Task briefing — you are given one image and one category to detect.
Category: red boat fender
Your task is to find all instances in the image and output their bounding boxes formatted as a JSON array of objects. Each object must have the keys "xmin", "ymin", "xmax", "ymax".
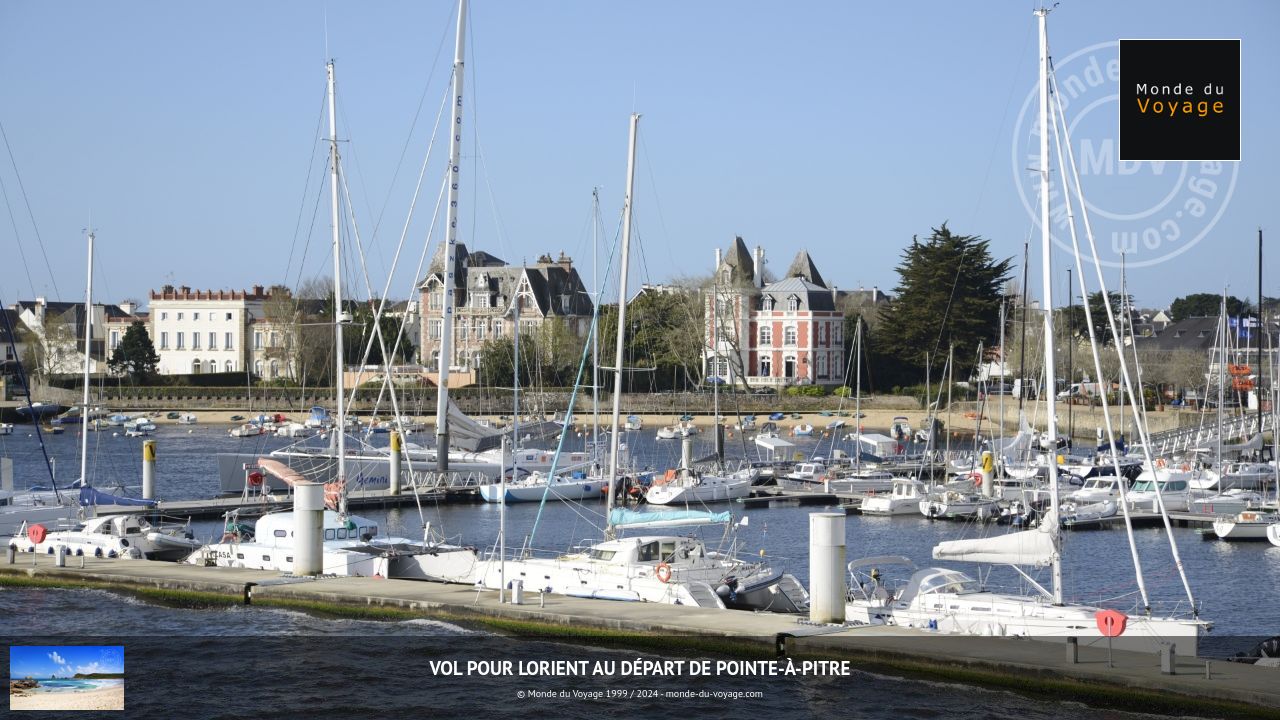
[{"xmin": 1096, "ymin": 609, "xmax": 1128, "ymax": 637}]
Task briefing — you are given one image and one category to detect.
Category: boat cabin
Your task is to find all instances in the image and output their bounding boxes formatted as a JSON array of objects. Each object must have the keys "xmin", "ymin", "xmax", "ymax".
[
  {"xmin": 253, "ymin": 510, "xmax": 380, "ymax": 548},
  {"xmin": 583, "ymin": 535, "xmax": 707, "ymax": 567}
]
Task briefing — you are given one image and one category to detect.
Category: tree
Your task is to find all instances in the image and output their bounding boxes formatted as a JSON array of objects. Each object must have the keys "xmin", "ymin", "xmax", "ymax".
[
  {"xmin": 18, "ymin": 314, "xmax": 77, "ymax": 383},
  {"xmin": 1169, "ymin": 293, "xmax": 1246, "ymax": 321},
  {"xmin": 107, "ymin": 321, "xmax": 160, "ymax": 383},
  {"xmin": 873, "ymin": 224, "xmax": 1013, "ymax": 388},
  {"xmin": 1059, "ymin": 291, "xmax": 1130, "ymax": 346}
]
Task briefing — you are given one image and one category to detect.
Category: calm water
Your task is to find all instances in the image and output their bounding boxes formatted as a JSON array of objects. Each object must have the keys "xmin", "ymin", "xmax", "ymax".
[
  {"xmin": 9, "ymin": 678, "xmax": 123, "ymax": 692},
  {"xmin": 3, "ymin": 422, "xmax": 1278, "ymax": 655},
  {"xmin": 0, "ymin": 587, "xmax": 1219, "ymax": 720}
]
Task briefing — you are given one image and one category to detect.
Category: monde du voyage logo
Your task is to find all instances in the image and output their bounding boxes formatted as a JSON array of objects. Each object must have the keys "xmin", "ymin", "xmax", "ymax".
[{"xmin": 1012, "ymin": 39, "xmax": 1239, "ymax": 268}]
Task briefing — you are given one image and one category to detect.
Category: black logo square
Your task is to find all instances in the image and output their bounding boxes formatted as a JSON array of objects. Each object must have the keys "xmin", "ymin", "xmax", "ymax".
[{"xmin": 1119, "ymin": 39, "xmax": 1240, "ymax": 161}]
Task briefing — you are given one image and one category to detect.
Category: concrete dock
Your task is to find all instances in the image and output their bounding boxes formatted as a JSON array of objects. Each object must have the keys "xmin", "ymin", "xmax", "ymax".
[
  {"xmin": 94, "ymin": 487, "xmax": 450, "ymax": 520},
  {"xmin": 2, "ymin": 553, "xmax": 1276, "ymax": 717}
]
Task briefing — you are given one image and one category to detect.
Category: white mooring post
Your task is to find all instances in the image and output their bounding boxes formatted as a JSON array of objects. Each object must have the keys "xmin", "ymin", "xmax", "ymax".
[
  {"xmin": 292, "ymin": 482, "xmax": 326, "ymax": 576},
  {"xmin": 980, "ymin": 450, "xmax": 994, "ymax": 498},
  {"xmin": 142, "ymin": 440, "xmax": 156, "ymax": 500},
  {"xmin": 808, "ymin": 512, "xmax": 846, "ymax": 624}
]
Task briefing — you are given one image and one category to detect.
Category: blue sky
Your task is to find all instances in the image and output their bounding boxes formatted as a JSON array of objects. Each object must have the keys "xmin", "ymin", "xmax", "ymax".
[
  {"xmin": 0, "ymin": 1, "xmax": 1276, "ymax": 311},
  {"xmin": 10, "ymin": 645, "xmax": 123, "ymax": 678}
]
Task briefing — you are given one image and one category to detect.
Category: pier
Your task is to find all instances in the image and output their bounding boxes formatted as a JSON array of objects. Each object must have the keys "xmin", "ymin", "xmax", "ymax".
[
  {"xmin": 94, "ymin": 487, "xmax": 453, "ymax": 521},
  {"xmin": 2, "ymin": 554, "xmax": 1276, "ymax": 717}
]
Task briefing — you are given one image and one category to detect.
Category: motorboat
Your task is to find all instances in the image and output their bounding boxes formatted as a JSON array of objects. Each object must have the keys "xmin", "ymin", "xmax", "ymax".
[
  {"xmin": 176, "ymin": 413, "xmax": 198, "ymax": 425},
  {"xmin": 1188, "ymin": 489, "xmax": 1263, "ymax": 516},
  {"xmin": 735, "ymin": 416, "xmax": 757, "ymax": 432},
  {"xmin": 11, "ymin": 515, "xmax": 200, "ymax": 561},
  {"xmin": 624, "ymin": 415, "xmax": 643, "ymax": 431},
  {"xmin": 229, "ymin": 423, "xmax": 264, "ymax": 438},
  {"xmin": 1212, "ymin": 510, "xmax": 1279, "ymax": 541},
  {"xmin": 1126, "ymin": 473, "xmax": 1193, "ymax": 512},
  {"xmin": 0, "ymin": 423, "xmax": 12, "ymax": 436},
  {"xmin": 275, "ymin": 422, "xmax": 314, "ymax": 438},
  {"xmin": 1219, "ymin": 462, "xmax": 1273, "ymax": 491},
  {"xmin": 791, "ymin": 424, "xmax": 814, "ymax": 437},
  {"xmin": 1068, "ymin": 476, "xmax": 1126, "ymax": 505},
  {"xmin": 860, "ymin": 479, "xmax": 927, "ymax": 516},
  {"xmin": 645, "ymin": 467, "xmax": 755, "ymax": 505},
  {"xmin": 1059, "ymin": 499, "xmax": 1117, "ymax": 528},
  {"xmin": 656, "ymin": 421, "xmax": 698, "ymax": 440},
  {"xmin": 919, "ymin": 483, "xmax": 1000, "ymax": 520}
]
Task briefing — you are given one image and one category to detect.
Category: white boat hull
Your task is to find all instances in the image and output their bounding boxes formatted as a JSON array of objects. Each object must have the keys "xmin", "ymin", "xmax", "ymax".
[{"xmin": 478, "ymin": 478, "xmax": 602, "ymax": 503}]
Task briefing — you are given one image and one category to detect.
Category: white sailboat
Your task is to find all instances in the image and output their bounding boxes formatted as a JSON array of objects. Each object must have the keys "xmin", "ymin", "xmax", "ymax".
[
  {"xmin": 473, "ymin": 115, "xmax": 805, "ymax": 612},
  {"xmin": 14, "ymin": 515, "xmax": 199, "ymax": 561},
  {"xmin": 847, "ymin": 8, "xmax": 1206, "ymax": 653}
]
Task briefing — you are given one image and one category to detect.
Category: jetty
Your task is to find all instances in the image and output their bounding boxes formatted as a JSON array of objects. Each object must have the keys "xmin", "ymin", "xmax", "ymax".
[{"xmin": 2, "ymin": 553, "xmax": 1276, "ymax": 718}]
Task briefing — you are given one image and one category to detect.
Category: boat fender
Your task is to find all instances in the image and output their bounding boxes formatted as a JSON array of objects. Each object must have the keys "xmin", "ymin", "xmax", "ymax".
[
  {"xmin": 120, "ymin": 539, "xmax": 129, "ymax": 548},
  {"xmin": 75, "ymin": 548, "xmax": 83, "ymax": 556},
  {"xmin": 107, "ymin": 550, "xmax": 118, "ymax": 559},
  {"xmin": 46, "ymin": 546, "xmax": 54, "ymax": 555},
  {"xmin": 94, "ymin": 547, "xmax": 103, "ymax": 558},
  {"xmin": 126, "ymin": 547, "xmax": 142, "ymax": 559},
  {"xmin": 655, "ymin": 563, "xmax": 673, "ymax": 583}
]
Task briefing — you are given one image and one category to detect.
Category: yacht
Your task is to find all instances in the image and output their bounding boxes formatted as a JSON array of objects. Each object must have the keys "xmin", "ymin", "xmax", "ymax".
[
  {"xmin": 1211, "ymin": 510, "xmax": 1279, "ymax": 541},
  {"xmin": 860, "ymin": 479, "xmax": 927, "ymax": 516},
  {"xmin": 11, "ymin": 515, "xmax": 199, "ymax": 561},
  {"xmin": 645, "ymin": 467, "xmax": 755, "ymax": 505}
]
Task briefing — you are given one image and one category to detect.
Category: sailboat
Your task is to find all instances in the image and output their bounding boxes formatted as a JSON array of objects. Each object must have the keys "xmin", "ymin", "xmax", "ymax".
[
  {"xmin": 186, "ymin": 57, "xmax": 477, "ymax": 582},
  {"xmin": 473, "ymin": 115, "xmax": 806, "ymax": 612},
  {"xmin": 846, "ymin": 8, "xmax": 1207, "ymax": 653}
]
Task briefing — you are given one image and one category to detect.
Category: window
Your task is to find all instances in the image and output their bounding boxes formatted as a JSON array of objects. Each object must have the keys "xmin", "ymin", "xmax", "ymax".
[
  {"xmin": 224, "ymin": 332, "xmax": 233, "ymax": 350},
  {"xmin": 225, "ymin": 312, "xmax": 232, "ymax": 321},
  {"xmin": 784, "ymin": 326, "xmax": 797, "ymax": 346},
  {"xmin": 834, "ymin": 323, "xmax": 842, "ymax": 345},
  {"xmin": 176, "ymin": 332, "xmax": 184, "ymax": 350},
  {"xmin": 428, "ymin": 291, "xmax": 443, "ymax": 310},
  {"xmin": 470, "ymin": 291, "xmax": 489, "ymax": 309},
  {"xmin": 270, "ymin": 360, "xmax": 279, "ymax": 378},
  {"xmin": 324, "ymin": 529, "xmax": 336, "ymax": 540},
  {"xmin": 192, "ymin": 358, "xmax": 201, "ymax": 374},
  {"xmin": 178, "ymin": 312, "xmax": 184, "ymax": 321},
  {"xmin": 193, "ymin": 312, "xmax": 200, "ymax": 321},
  {"xmin": 192, "ymin": 333, "xmax": 200, "ymax": 350},
  {"xmin": 254, "ymin": 360, "xmax": 263, "ymax": 376},
  {"xmin": 817, "ymin": 353, "xmax": 827, "ymax": 378},
  {"xmin": 161, "ymin": 312, "xmax": 168, "ymax": 321},
  {"xmin": 337, "ymin": 528, "xmax": 347, "ymax": 540},
  {"xmin": 274, "ymin": 529, "xmax": 287, "ymax": 538},
  {"xmin": 493, "ymin": 321, "xmax": 503, "ymax": 338},
  {"xmin": 760, "ymin": 356, "xmax": 772, "ymax": 376},
  {"xmin": 225, "ymin": 360, "xmax": 234, "ymax": 373},
  {"xmin": 459, "ymin": 323, "xmax": 468, "ymax": 341},
  {"xmin": 209, "ymin": 332, "xmax": 217, "ymax": 350},
  {"xmin": 428, "ymin": 320, "xmax": 441, "ymax": 340},
  {"xmin": 160, "ymin": 332, "xmax": 168, "ymax": 349},
  {"xmin": 761, "ymin": 296, "xmax": 774, "ymax": 312},
  {"xmin": 110, "ymin": 331, "xmax": 119, "ymax": 350},
  {"xmin": 784, "ymin": 356, "xmax": 796, "ymax": 379},
  {"xmin": 786, "ymin": 297, "xmax": 799, "ymax": 312},
  {"xmin": 759, "ymin": 326, "xmax": 772, "ymax": 346},
  {"xmin": 254, "ymin": 332, "xmax": 262, "ymax": 349}
]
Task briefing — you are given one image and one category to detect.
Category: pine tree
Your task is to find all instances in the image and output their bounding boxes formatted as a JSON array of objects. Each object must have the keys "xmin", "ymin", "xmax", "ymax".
[
  {"xmin": 108, "ymin": 321, "xmax": 160, "ymax": 383},
  {"xmin": 873, "ymin": 224, "xmax": 1013, "ymax": 387}
]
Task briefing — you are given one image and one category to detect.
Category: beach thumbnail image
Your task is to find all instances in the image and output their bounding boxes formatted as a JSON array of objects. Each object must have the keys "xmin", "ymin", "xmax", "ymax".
[{"xmin": 9, "ymin": 645, "xmax": 124, "ymax": 711}]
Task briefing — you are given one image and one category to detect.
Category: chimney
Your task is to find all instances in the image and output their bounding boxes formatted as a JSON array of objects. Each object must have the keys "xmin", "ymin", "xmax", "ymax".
[
  {"xmin": 180, "ymin": 285, "xmax": 191, "ymax": 295},
  {"xmin": 119, "ymin": 301, "xmax": 136, "ymax": 315},
  {"xmin": 253, "ymin": 285, "xmax": 265, "ymax": 297},
  {"xmin": 753, "ymin": 246, "xmax": 765, "ymax": 289},
  {"xmin": 872, "ymin": 286, "xmax": 880, "ymax": 304},
  {"xmin": 714, "ymin": 247, "xmax": 722, "ymax": 270},
  {"xmin": 831, "ymin": 284, "xmax": 838, "ymax": 306}
]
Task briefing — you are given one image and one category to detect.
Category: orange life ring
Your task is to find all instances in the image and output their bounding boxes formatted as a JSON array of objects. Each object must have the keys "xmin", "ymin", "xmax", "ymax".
[
  {"xmin": 971, "ymin": 472, "xmax": 983, "ymax": 487},
  {"xmin": 248, "ymin": 471, "xmax": 264, "ymax": 487},
  {"xmin": 1154, "ymin": 458, "xmax": 1167, "ymax": 469},
  {"xmin": 655, "ymin": 563, "xmax": 672, "ymax": 583}
]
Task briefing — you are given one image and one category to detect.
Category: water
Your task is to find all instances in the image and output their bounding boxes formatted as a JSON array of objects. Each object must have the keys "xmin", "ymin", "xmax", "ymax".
[
  {"xmin": 3, "ymin": 423, "xmax": 1278, "ymax": 653},
  {"xmin": 11, "ymin": 678, "xmax": 123, "ymax": 692},
  {"xmin": 0, "ymin": 587, "xmax": 1216, "ymax": 719}
]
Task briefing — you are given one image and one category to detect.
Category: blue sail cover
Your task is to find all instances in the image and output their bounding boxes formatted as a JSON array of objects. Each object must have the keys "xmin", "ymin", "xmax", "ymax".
[
  {"xmin": 608, "ymin": 508, "xmax": 731, "ymax": 530},
  {"xmin": 78, "ymin": 486, "xmax": 157, "ymax": 507}
]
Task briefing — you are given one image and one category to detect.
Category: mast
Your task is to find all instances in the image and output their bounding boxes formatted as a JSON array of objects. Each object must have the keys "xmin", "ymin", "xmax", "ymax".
[
  {"xmin": 1258, "ymin": 228, "xmax": 1264, "ymax": 439},
  {"xmin": 998, "ymin": 300, "xmax": 1006, "ymax": 457},
  {"xmin": 435, "ymin": 0, "xmax": 468, "ymax": 472},
  {"xmin": 605, "ymin": 113, "xmax": 640, "ymax": 540},
  {"xmin": 326, "ymin": 61, "xmax": 348, "ymax": 518},
  {"xmin": 592, "ymin": 189, "xmax": 601, "ymax": 455},
  {"xmin": 1066, "ymin": 268, "xmax": 1073, "ymax": 445},
  {"xmin": 854, "ymin": 318, "xmax": 862, "ymax": 471},
  {"xmin": 78, "ymin": 230, "xmax": 94, "ymax": 487},
  {"xmin": 1035, "ymin": 6, "xmax": 1063, "ymax": 605},
  {"xmin": 1018, "ymin": 240, "xmax": 1030, "ymax": 413},
  {"xmin": 1218, "ymin": 292, "xmax": 1227, "ymax": 466}
]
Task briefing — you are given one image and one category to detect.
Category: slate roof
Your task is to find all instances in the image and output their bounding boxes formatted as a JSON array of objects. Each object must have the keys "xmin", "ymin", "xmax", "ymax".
[
  {"xmin": 784, "ymin": 250, "xmax": 827, "ymax": 289},
  {"xmin": 716, "ymin": 236, "xmax": 756, "ymax": 286},
  {"xmin": 760, "ymin": 276, "xmax": 836, "ymax": 312}
]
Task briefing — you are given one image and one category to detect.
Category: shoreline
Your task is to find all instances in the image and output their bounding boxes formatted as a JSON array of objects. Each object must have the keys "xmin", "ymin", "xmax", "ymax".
[{"xmin": 9, "ymin": 683, "xmax": 124, "ymax": 711}]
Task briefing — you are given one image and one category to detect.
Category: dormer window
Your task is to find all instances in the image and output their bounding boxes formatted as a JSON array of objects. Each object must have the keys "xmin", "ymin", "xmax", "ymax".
[
  {"xmin": 561, "ymin": 293, "xmax": 571, "ymax": 313},
  {"xmin": 787, "ymin": 296, "xmax": 800, "ymax": 312},
  {"xmin": 762, "ymin": 296, "xmax": 774, "ymax": 311}
]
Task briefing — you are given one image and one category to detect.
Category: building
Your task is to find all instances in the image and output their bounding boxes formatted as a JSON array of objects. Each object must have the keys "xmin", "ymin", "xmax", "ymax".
[
  {"xmin": 9, "ymin": 298, "xmax": 134, "ymax": 376},
  {"xmin": 704, "ymin": 238, "xmax": 845, "ymax": 388},
  {"xmin": 148, "ymin": 285, "xmax": 279, "ymax": 376},
  {"xmin": 419, "ymin": 245, "xmax": 593, "ymax": 384}
]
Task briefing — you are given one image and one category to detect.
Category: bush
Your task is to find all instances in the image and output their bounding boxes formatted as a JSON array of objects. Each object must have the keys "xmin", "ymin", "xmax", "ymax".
[
  {"xmin": 785, "ymin": 385, "xmax": 827, "ymax": 397},
  {"xmin": 833, "ymin": 386, "xmax": 853, "ymax": 398}
]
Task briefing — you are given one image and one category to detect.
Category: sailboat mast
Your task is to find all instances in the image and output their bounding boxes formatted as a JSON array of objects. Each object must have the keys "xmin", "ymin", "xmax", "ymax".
[
  {"xmin": 326, "ymin": 61, "xmax": 348, "ymax": 517},
  {"xmin": 592, "ymin": 189, "xmax": 601, "ymax": 454},
  {"xmin": 436, "ymin": 0, "xmax": 468, "ymax": 472},
  {"xmin": 1035, "ymin": 6, "xmax": 1063, "ymax": 605},
  {"xmin": 605, "ymin": 113, "xmax": 640, "ymax": 538},
  {"xmin": 854, "ymin": 318, "xmax": 862, "ymax": 471},
  {"xmin": 78, "ymin": 230, "xmax": 94, "ymax": 486},
  {"xmin": 1258, "ymin": 228, "xmax": 1264, "ymax": 438}
]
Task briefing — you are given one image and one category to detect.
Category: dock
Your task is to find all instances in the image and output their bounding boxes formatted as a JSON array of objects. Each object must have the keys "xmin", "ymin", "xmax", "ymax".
[
  {"xmin": 2, "ymin": 553, "xmax": 1276, "ymax": 717},
  {"xmin": 95, "ymin": 487, "xmax": 454, "ymax": 521}
]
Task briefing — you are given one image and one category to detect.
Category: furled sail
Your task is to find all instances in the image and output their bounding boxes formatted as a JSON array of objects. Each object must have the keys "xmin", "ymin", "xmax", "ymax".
[
  {"xmin": 608, "ymin": 508, "xmax": 731, "ymax": 530},
  {"xmin": 932, "ymin": 518, "xmax": 1056, "ymax": 567},
  {"xmin": 77, "ymin": 486, "xmax": 156, "ymax": 507}
]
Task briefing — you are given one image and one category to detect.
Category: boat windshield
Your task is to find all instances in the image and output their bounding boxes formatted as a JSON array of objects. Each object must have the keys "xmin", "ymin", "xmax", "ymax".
[{"xmin": 917, "ymin": 571, "xmax": 979, "ymax": 596}]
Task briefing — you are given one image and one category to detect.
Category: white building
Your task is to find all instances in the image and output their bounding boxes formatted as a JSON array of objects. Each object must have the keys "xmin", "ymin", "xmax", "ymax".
[
  {"xmin": 148, "ymin": 285, "xmax": 274, "ymax": 376},
  {"xmin": 10, "ymin": 298, "xmax": 134, "ymax": 375}
]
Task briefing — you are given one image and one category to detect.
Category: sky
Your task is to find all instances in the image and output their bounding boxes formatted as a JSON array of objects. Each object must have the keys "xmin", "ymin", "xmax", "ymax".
[
  {"xmin": 9, "ymin": 645, "xmax": 123, "ymax": 678},
  {"xmin": 0, "ymin": 0, "xmax": 1276, "ymax": 313}
]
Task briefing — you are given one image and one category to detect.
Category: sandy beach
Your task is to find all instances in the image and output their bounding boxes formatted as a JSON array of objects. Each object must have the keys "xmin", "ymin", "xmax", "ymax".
[{"xmin": 10, "ymin": 683, "xmax": 124, "ymax": 711}]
